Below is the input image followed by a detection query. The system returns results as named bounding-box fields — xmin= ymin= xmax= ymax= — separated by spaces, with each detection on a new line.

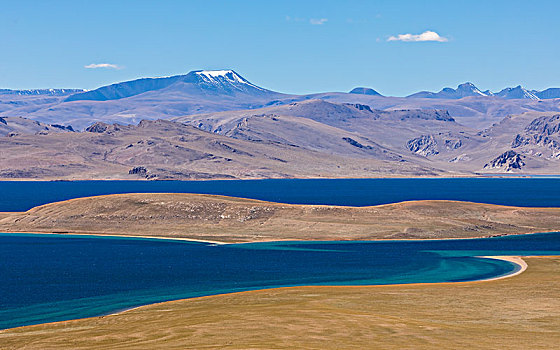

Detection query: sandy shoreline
xmin=475 ymin=256 xmax=528 ymax=281
xmin=0 ymin=228 xmax=556 ymax=246
xmin=0 ymin=230 xmax=228 ymax=245
xmin=103 ymin=255 xmax=529 ymax=315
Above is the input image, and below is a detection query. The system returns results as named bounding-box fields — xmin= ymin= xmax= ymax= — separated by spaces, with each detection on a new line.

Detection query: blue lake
xmin=1 ymin=232 xmax=560 ymax=330
xmin=2 ymin=178 xmax=560 ymax=211
xmin=1 ymin=178 xmax=560 ymax=330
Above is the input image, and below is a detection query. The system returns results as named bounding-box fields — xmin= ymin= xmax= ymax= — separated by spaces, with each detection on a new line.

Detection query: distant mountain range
xmin=403 ymin=82 xmax=559 ymax=100
xmin=1 ymin=69 xmax=560 ymax=179
xmin=2 ymin=99 xmax=559 ymax=179
xmin=3 ymin=72 xmax=557 ymax=101
xmin=0 ymin=88 xmax=85 ymax=96
xmin=1 ymin=69 xmax=559 ymax=131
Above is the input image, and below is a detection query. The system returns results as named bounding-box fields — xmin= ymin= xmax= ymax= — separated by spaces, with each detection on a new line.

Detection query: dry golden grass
xmin=1 ymin=257 xmax=559 ymax=349
xmin=1 ymin=193 xmax=559 ymax=243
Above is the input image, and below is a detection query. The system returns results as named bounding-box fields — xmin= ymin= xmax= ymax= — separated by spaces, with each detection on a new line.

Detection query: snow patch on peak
xmin=194 ymin=70 xmax=267 ymax=92
xmin=496 ymin=86 xmax=540 ymax=100
xmin=196 ymin=70 xmax=236 ymax=78
xmin=456 ymin=82 xmax=490 ymax=96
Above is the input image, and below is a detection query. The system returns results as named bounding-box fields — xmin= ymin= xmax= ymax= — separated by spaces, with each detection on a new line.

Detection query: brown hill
xmin=1 ymin=193 xmax=558 ymax=243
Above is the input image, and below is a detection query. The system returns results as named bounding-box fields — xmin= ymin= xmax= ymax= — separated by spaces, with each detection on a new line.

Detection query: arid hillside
xmin=1 ymin=193 xmax=559 ymax=243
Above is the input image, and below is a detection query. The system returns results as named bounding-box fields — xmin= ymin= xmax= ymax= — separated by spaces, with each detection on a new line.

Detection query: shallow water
xmin=1 ymin=232 xmax=559 ymax=330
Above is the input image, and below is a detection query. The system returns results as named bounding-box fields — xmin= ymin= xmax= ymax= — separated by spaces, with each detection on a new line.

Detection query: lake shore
xmin=2 ymin=174 xmax=559 ymax=182
xmin=101 ymin=255 xmax=529 ymax=315
xmin=2 ymin=256 xmax=558 ymax=349
xmin=0 ymin=254 xmax=529 ymax=331
xmin=0 ymin=192 xmax=557 ymax=347
xmin=0 ymin=228 xmax=554 ymax=246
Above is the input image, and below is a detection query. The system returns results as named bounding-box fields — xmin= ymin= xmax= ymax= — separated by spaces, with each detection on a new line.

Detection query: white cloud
xmin=84 ymin=63 xmax=121 ymax=69
xmin=310 ymin=18 xmax=328 ymax=25
xmin=285 ymin=16 xmax=304 ymax=22
xmin=387 ymin=30 xmax=448 ymax=42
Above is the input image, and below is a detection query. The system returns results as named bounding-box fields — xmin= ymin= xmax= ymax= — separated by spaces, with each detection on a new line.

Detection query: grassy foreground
xmin=0 ymin=257 xmax=558 ymax=349
xmin=1 ymin=193 xmax=560 ymax=242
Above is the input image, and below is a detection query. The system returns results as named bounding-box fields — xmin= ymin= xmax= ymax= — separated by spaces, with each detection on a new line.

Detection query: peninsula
xmin=1 ymin=193 xmax=560 ymax=242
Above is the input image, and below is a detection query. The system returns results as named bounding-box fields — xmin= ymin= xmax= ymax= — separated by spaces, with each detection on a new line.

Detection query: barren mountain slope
xmin=0 ymin=119 xmax=442 ymax=180
xmin=305 ymin=93 xmax=560 ymax=129
xmin=175 ymin=101 xmax=560 ymax=175
xmin=0 ymin=116 xmax=74 ymax=137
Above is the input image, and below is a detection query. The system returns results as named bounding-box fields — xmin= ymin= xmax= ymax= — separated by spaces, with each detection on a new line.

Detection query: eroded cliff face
xmin=406 ymin=135 xmax=439 ymax=157
xmin=484 ymin=150 xmax=526 ymax=172
xmin=512 ymin=115 xmax=560 ymax=152
xmin=406 ymin=133 xmax=463 ymax=158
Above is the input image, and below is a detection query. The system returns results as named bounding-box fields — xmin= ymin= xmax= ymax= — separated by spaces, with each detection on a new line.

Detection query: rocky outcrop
xmin=525 ymin=115 xmax=560 ymax=135
xmin=213 ymin=141 xmax=254 ymax=157
xmin=343 ymin=137 xmax=374 ymax=149
xmin=391 ymin=109 xmax=455 ymax=122
xmin=445 ymin=139 xmax=462 ymax=150
xmin=85 ymin=122 xmax=110 ymax=133
xmin=128 ymin=166 xmax=159 ymax=179
xmin=511 ymin=115 xmax=560 ymax=151
xmin=484 ymin=150 xmax=525 ymax=171
xmin=51 ymin=124 xmax=75 ymax=132
xmin=346 ymin=103 xmax=374 ymax=113
xmin=449 ymin=154 xmax=471 ymax=163
xmin=129 ymin=166 xmax=148 ymax=176
xmin=85 ymin=122 xmax=125 ymax=134
xmin=406 ymin=135 xmax=439 ymax=157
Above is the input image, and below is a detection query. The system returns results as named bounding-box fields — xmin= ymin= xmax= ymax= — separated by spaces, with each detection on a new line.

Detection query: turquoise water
xmin=2 ymin=178 xmax=560 ymax=211
xmin=1 ymin=232 xmax=559 ymax=330
xmin=2 ymin=178 xmax=560 ymax=330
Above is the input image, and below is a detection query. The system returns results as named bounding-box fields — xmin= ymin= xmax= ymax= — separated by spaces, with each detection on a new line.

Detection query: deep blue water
xmin=2 ymin=178 xmax=560 ymax=211
xmin=2 ymin=178 xmax=560 ymax=330
xmin=1 ymin=232 xmax=560 ymax=330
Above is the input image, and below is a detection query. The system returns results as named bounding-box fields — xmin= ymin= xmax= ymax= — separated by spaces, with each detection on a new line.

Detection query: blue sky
xmin=1 ymin=0 xmax=559 ymax=96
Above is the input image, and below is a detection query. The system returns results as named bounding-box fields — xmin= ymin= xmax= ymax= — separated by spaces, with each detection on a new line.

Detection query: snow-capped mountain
xmin=407 ymin=82 xmax=491 ymax=99
xmin=65 ymin=69 xmax=277 ymax=102
xmin=192 ymin=70 xmax=269 ymax=94
xmin=405 ymin=82 xmax=560 ymax=100
xmin=495 ymin=86 xmax=539 ymax=100
xmin=0 ymin=88 xmax=85 ymax=96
